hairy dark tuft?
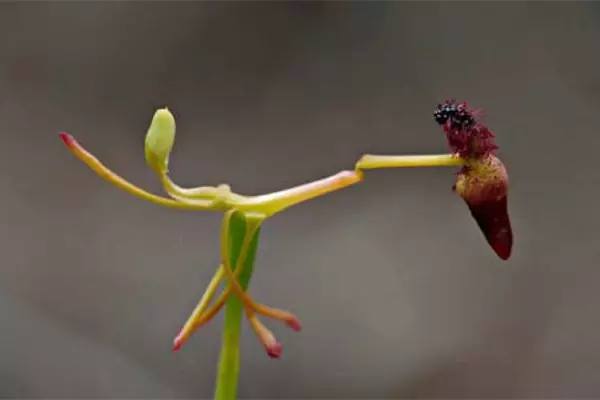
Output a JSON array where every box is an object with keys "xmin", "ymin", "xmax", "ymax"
[{"xmin": 433, "ymin": 100, "xmax": 498, "ymax": 159}]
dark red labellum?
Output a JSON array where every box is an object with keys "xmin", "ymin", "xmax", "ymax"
[
  {"xmin": 452, "ymin": 155, "xmax": 512, "ymax": 261},
  {"xmin": 465, "ymin": 195, "xmax": 513, "ymax": 260},
  {"xmin": 436, "ymin": 100, "xmax": 513, "ymax": 260}
]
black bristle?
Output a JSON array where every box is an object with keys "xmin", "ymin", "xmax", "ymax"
[{"xmin": 433, "ymin": 100, "xmax": 476, "ymax": 129}]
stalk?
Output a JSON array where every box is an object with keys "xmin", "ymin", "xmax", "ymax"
[{"xmin": 214, "ymin": 211, "xmax": 261, "ymax": 400}]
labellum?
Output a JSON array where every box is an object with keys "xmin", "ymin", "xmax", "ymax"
[{"xmin": 434, "ymin": 100, "xmax": 513, "ymax": 260}]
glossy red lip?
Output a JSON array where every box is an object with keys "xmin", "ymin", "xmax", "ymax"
[{"xmin": 466, "ymin": 196, "xmax": 513, "ymax": 260}]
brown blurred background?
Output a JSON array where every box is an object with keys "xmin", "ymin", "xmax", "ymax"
[{"xmin": 0, "ymin": 1, "xmax": 598, "ymax": 398}]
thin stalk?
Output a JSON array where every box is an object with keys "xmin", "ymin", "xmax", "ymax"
[
  {"xmin": 356, "ymin": 154, "xmax": 464, "ymax": 169},
  {"xmin": 214, "ymin": 211, "xmax": 261, "ymax": 400}
]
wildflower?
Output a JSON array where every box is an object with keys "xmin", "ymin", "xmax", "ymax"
[
  {"xmin": 354, "ymin": 99, "xmax": 513, "ymax": 260},
  {"xmin": 59, "ymin": 108, "xmax": 363, "ymax": 357},
  {"xmin": 434, "ymin": 100, "xmax": 513, "ymax": 260}
]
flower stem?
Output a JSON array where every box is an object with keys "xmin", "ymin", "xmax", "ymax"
[
  {"xmin": 214, "ymin": 211, "xmax": 262, "ymax": 400},
  {"xmin": 356, "ymin": 154, "xmax": 464, "ymax": 169}
]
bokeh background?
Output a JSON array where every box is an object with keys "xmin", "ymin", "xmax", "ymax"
[{"xmin": 0, "ymin": 1, "xmax": 598, "ymax": 398}]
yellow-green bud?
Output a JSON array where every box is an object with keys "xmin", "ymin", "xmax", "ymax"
[{"xmin": 145, "ymin": 108, "xmax": 175, "ymax": 173}]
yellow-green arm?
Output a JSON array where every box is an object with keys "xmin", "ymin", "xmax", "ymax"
[
  {"xmin": 59, "ymin": 132, "xmax": 222, "ymax": 211},
  {"xmin": 356, "ymin": 153, "xmax": 464, "ymax": 170}
]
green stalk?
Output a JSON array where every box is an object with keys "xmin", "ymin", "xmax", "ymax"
[{"xmin": 214, "ymin": 211, "xmax": 262, "ymax": 400}]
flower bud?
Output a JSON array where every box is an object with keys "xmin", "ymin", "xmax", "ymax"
[{"xmin": 145, "ymin": 108, "xmax": 175, "ymax": 173}]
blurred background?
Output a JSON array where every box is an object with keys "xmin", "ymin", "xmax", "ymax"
[{"xmin": 0, "ymin": 1, "xmax": 598, "ymax": 398}]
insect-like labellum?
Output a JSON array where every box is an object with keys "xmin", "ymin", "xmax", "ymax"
[
  {"xmin": 435, "ymin": 100, "xmax": 513, "ymax": 260},
  {"xmin": 433, "ymin": 99, "xmax": 475, "ymax": 130},
  {"xmin": 58, "ymin": 98, "xmax": 516, "ymax": 400},
  {"xmin": 454, "ymin": 155, "xmax": 512, "ymax": 260},
  {"xmin": 434, "ymin": 99, "xmax": 498, "ymax": 160}
]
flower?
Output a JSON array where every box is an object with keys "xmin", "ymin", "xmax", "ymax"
[
  {"xmin": 434, "ymin": 100, "xmax": 513, "ymax": 260},
  {"xmin": 59, "ymin": 108, "xmax": 363, "ymax": 357}
]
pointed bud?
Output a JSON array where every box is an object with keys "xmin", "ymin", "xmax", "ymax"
[
  {"xmin": 453, "ymin": 155, "xmax": 513, "ymax": 260},
  {"xmin": 145, "ymin": 108, "xmax": 176, "ymax": 173}
]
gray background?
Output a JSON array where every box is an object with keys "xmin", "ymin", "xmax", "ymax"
[{"xmin": 0, "ymin": 1, "xmax": 598, "ymax": 398}]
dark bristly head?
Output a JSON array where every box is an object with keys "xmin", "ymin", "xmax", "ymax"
[{"xmin": 433, "ymin": 100, "xmax": 498, "ymax": 160}]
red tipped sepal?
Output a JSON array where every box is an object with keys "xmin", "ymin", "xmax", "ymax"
[
  {"xmin": 265, "ymin": 340, "xmax": 283, "ymax": 359},
  {"xmin": 59, "ymin": 132, "xmax": 76, "ymax": 148},
  {"xmin": 453, "ymin": 155, "xmax": 513, "ymax": 260}
]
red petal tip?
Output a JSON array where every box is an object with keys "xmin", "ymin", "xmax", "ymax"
[
  {"xmin": 285, "ymin": 316, "xmax": 302, "ymax": 332},
  {"xmin": 266, "ymin": 342, "xmax": 283, "ymax": 358},
  {"xmin": 172, "ymin": 336, "xmax": 183, "ymax": 352},
  {"xmin": 59, "ymin": 132, "xmax": 76, "ymax": 148}
]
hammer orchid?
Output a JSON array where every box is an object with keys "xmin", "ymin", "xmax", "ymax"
[{"xmin": 59, "ymin": 99, "xmax": 512, "ymax": 400}]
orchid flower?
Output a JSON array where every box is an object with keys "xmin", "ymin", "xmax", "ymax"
[
  {"xmin": 357, "ymin": 100, "xmax": 513, "ymax": 260},
  {"xmin": 59, "ymin": 108, "xmax": 362, "ymax": 359},
  {"xmin": 59, "ymin": 100, "xmax": 512, "ymax": 400}
]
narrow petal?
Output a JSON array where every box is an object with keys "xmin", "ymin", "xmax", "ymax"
[
  {"xmin": 220, "ymin": 211, "xmax": 303, "ymax": 331},
  {"xmin": 233, "ymin": 170, "xmax": 363, "ymax": 216},
  {"xmin": 172, "ymin": 288, "xmax": 230, "ymax": 351},
  {"xmin": 246, "ymin": 310, "xmax": 283, "ymax": 358},
  {"xmin": 58, "ymin": 133, "xmax": 218, "ymax": 211},
  {"xmin": 172, "ymin": 265, "xmax": 229, "ymax": 351}
]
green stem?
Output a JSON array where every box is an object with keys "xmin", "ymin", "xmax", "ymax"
[{"xmin": 214, "ymin": 211, "xmax": 262, "ymax": 400}]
